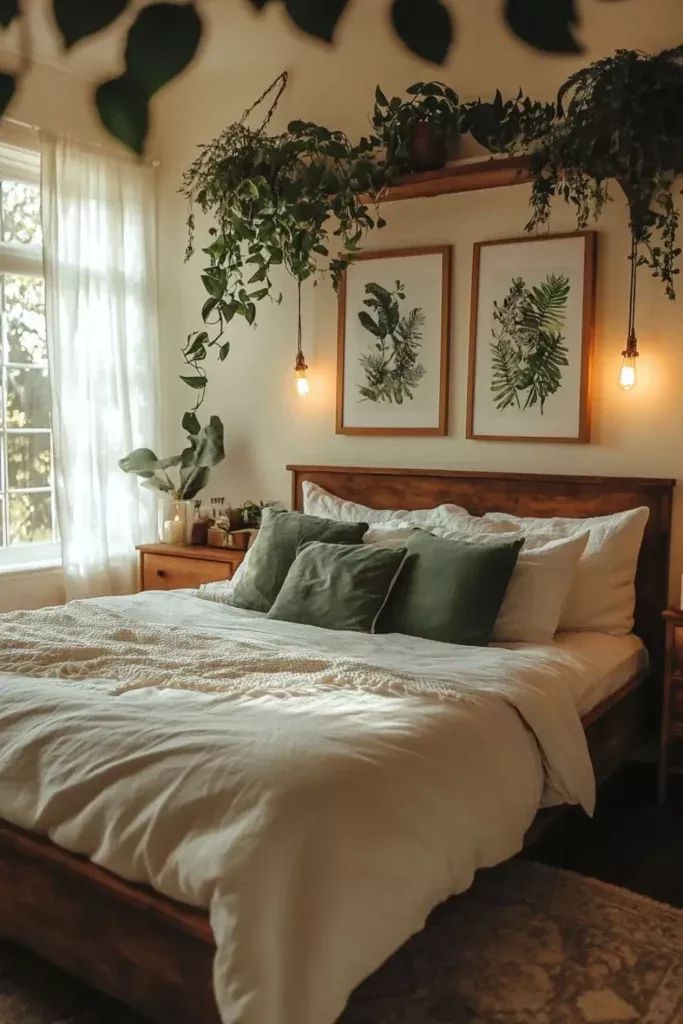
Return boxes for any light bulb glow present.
[618,354,637,391]
[295,369,310,396]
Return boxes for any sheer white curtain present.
[41,133,160,600]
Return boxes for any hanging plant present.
[526,46,683,298]
[180,72,385,410]
[371,81,464,174]
[462,89,554,155]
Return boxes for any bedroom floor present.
[527,760,683,908]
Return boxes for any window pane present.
[2,179,42,246]
[5,275,47,364]
[7,432,51,489]
[6,366,51,427]
[8,491,52,544]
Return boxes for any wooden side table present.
[136,543,248,593]
[658,608,683,801]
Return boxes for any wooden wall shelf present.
[377,155,532,202]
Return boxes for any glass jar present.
[158,498,194,545]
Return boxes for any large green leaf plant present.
[119,413,225,500]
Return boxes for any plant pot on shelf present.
[409,120,450,172]
[158,498,194,545]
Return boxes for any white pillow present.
[302,480,469,529]
[433,521,589,643]
[482,507,650,635]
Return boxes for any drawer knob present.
[156,568,167,578]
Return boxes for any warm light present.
[295,368,310,396]
[618,353,637,391]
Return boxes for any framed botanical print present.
[336,245,451,435]
[466,232,596,443]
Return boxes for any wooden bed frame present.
[0,465,674,1024]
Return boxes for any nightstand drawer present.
[142,553,233,591]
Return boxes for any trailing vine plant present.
[526,47,683,299]
[179,72,385,411]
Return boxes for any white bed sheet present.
[495,632,648,717]
[199,584,648,718]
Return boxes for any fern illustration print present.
[490,273,570,415]
[357,281,426,404]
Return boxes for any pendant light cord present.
[295,280,307,372]
[626,236,638,355]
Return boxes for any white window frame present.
[0,140,59,571]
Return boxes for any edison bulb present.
[295,369,310,396]
[618,354,637,391]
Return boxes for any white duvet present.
[0,590,595,1024]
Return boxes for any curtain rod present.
[3,115,162,168]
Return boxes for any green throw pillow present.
[379,529,523,646]
[267,540,407,633]
[231,508,368,613]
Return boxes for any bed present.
[0,465,674,1024]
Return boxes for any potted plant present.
[372,82,463,175]
[119,414,225,543]
[526,46,683,298]
[462,89,554,156]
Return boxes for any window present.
[0,143,58,569]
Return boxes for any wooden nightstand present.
[658,608,683,801]
[136,543,247,593]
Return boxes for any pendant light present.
[619,238,639,391]
[294,280,310,396]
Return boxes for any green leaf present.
[219,342,230,361]
[180,374,206,389]
[53,0,129,48]
[202,297,218,321]
[95,75,148,154]
[118,447,159,474]
[505,0,582,54]
[391,0,453,64]
[283,0,348,41]
[375,84,388,107]
[0,73,15,117]
[182,410,201,434]
[125,1,202,97]
[201,268,227,298]
[0,0,18,28]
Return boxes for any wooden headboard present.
[288,465,674,665]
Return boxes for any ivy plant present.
[179,73,385,408]
[372,81,463,174]
[0,0,631,154]
[526,47,683,298]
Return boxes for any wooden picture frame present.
[466,232,596,443]
[336,245,451,436]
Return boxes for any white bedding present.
[0,590,596,1024]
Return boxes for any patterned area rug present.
[1,860,681,1024]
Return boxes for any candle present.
[163,517,185,545]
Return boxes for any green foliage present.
[372,81,463,174]
[0,1,636,149]
[357,281,426,404]
[119,414,225,500]
[391,0,453,65]
[462,89,554,155]
[180,72,384,409]
[504,0,581,55]
[490,274,570,414]
[527,47,683,298]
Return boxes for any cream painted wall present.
[150,1,683,599]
